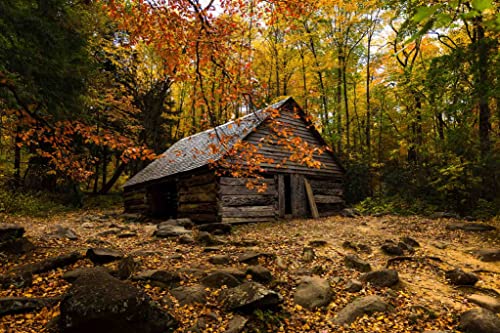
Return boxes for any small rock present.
[197,223,231,235]
[361,269,399,288]
[431,212,460,219]
[445,268,478,286]
[154,225,191,238]
[357,244,372,253]
[196,232,221,246]
[401,236,420,247]
[344,255,371,272]
[203,247,221,253]
[302,247,315,262]
[333,295,391,325]
[344,280,363,293]
[63,267,109,284]
[158,219,193,229]
[0,237,35,254]
[225,315,248,333]
[209,255,231,265]
[86,247,123,265]
[309,240,328,247]
[294,276,332,310]
[466,294,500,313]
[246,266,272,283]
[459,307,500,333]
[341,208,361,218]
[0,296,60,316]
[218,282,282,312]
[201,271,241,289]
[81,222,95,228]
[170,285,207,306]
[54,225,78,240]
[0,224,24,242]
[433,242,448,250]
[132,270,181,289]
[474,249,500,262]
[397,241,415,253]
[217,268,247,281]
[178,234,195,244]
[118,232,137,239]
[381,244,404,256]
[114,256,139,280]
[342,241,358,251]
[238,251,273,265]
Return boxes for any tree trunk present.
[100,162,126,194]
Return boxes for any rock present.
[332,295,391,325]
[344,280,363,293]
[158,219,193,229]
[217,268,247,281]
[170,285,207,306]
[86,247,123,265]
[0,297,60,317]
[341,208,361,218]
[0,224,24,242]
[342,241,358,251]
[246,266,272,283]
[309,239,328,247]
[225,315,248,333]
[302,247,315,262]
[361,269,399,288]
[344,255,371,272]
[59,268,177,333]
[459,307,500,333]
[209,255,231,265]
[53,225,79,240]
[466,294,500,313]
[397,241,415,253]
[218,282,283,312]
[195,231,221,246]
[0,237,35,254]
[203,246,221,253]
[433,242,448,250]
[120,213,143,222]
[114,256,139,280]
[294,276,332,310]
[197,223,232,235]
[11,252,83,276]
[446,223,496,232]
[474,249,500,262]
[132,270,181,289]
[63,267,109,284]
[178,234,195,244]
[201,271,241,289]
[154,225,191,238]
[96,228,122,237]
[357,243,372,253]
[445,268,478,286]
[238,251,274,265]
[0,272,33,289]
[401,236,420,247]
[381,244,404,256]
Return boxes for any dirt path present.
[1,211,499,332]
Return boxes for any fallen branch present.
[0,296,61,317]
[9,251,84,276]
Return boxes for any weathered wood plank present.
[178,182,217,194]
[220,205,274,214]
[219,184,277,196]
[178,213,218,223]
[304,179,319,218]
[314,195,344,204]
[309,179,343,189]
[218,177,275,186]
[291,174,307,217]
[220,195,275,207]
[178,203,217,213]
[221,217,276,224]
[311,187,343,196]
[181,172,216,187]
[178,192,216,203]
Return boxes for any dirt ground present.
[1,210,499,332]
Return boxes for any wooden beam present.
[304,178,319,218]
[314,195,344,204]
[277,174,285,218]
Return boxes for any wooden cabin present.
[123,97,345,224]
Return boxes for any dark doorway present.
[284,175,292,215]
[148,182,177,218]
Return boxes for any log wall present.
[308,178,344,216]
[218,176,277,224]
[177,171,218,223]
[123,187,148,213]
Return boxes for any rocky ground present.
[0,209,499,333]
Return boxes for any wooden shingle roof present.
[124,97,293,188]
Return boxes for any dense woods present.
[0,0,499,216]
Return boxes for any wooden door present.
[277,174,308,218]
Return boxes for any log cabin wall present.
[217,176,277,224]
[243,106,344,216]
[177,170,218,223]
[123,187,147,213]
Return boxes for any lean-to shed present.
[123,97,345,224]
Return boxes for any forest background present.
[0,0,498,218]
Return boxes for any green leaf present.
[471,0,492,11]
[412,6,438,23]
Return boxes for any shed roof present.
[124,97,293,188]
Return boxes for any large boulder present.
[445,268,478,286]
[459,308,500,333]
[170,285,207,306]
[201,271,241,289]
[466,294,500,313]
[360,269,399,288]
[218,282,282,312]
[59,268,178,333]
[154,225,192,238]
[132,270,181,289]
[332,295,391,325]
[344,255,371,272]
[0,224,24,242]
[474,249,500,262]
[86,248,123,265]
[294,276,332,310]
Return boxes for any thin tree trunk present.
[100,162,126,194]
[14,125,21,186]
